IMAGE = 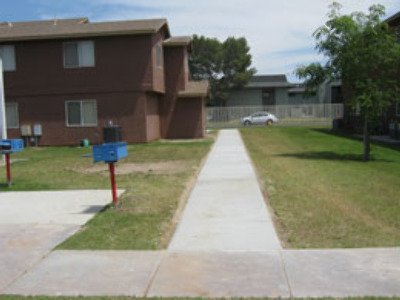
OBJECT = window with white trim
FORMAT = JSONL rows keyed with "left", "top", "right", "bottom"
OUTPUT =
{"left": 6, "top": 102, "right": 19, "bottom": 128}
{"left": 0, "top": 45, "right": 16, "bottom": 71}
{"left": 63, "top": 41, "right": 95, "bottom": 68}
{"left": 155, "top": 43, "right": 163, "bottom": 68}
{"left": 66, "top": 100, "right": 97, "bottom": 127}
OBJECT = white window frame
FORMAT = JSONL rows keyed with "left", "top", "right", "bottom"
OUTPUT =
{"left": 0, "top": 45, "right": 16, "bottom": 72}
{"left": 63, "top": 40, "right": 95, "bottom": 69}
{"left": 65, "top": 100, "right": 98, "bottom": 127}
{"left": 5, "top": 102, "right": 19, "bottom": 128}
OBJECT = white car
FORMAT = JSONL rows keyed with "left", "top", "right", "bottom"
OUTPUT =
{"left": 241, "top": 111, "right": 279, "bottom": 126}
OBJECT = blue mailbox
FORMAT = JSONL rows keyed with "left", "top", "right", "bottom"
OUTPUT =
{"left": 1, "top": 139, "right": 24, "bottom": 186}
{"left": 92, "top": 141, "right": 128, "bottom": 206}
{"left": 0, "top": 139, "right": 24, "bottom": 154}
{"left": 92, "top": 142, "right": 128, "bottom": 163}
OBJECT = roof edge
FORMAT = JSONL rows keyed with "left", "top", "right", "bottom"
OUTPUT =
{"left": 178, "top": 80, "right": 209, "bottom": 98}
{"left": 163, "top": 36, "right": 192, "bottom": 47}
{"left": 385, "top": 11, "right": 400, "bottom": 24}
{"left": 0, "top": 29, "right": 159, "bottom": 43}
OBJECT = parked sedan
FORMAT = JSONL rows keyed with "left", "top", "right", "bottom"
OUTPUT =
{"left": 241, "top": 111, "right": 279, "bottom": 126}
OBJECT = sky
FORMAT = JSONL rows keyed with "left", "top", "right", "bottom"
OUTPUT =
{"left": 1, "top": 0, "right": 399, "bottom": 82}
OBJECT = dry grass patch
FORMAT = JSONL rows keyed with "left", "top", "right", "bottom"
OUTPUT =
{"left": 74, "top": 160, "right": 191, "bottom": 175}
{"left": 241, "top": 127, "right": 400, "bottom": 248}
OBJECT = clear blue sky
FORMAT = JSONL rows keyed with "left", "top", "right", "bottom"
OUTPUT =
{"left": 1, "top": 0, "right": 399, "bottom": 82}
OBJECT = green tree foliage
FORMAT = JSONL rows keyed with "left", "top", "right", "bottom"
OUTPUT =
{"left": 296, "top": 2, "right": 400, "bottom": 161}
{"left": 189, "top": 35, "right": 256, "bottom": 106}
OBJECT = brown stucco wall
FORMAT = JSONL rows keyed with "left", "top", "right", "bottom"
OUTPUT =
{"left": 166, "top": 97, "right": 205, "bottom": 139}
{"left": 3, "top": 34, "right": 156, "bottom": 97}
{"left": 163, "top": 46, "right": 187, "bottom": 95}
{"left": 160, "top": 46, "right": 187, "bottom": 138}
{"left": 6, "top": 92, "right": 148, "bottom": 145}
{"left": 145, "top": 93, "right": 161, "bottom": 141}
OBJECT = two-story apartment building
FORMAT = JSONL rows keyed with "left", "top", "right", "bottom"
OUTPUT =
{"left": 1, "top": 18, "right": 208, "bottom": 145}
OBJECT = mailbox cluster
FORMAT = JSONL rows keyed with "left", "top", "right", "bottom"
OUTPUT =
{"left": 92, "top": 125, "right": 128, "bottom": 206}
{"left": 0, "top": 139, "right": 24, "bottom": 153}
{"left": 0, "top": 139, "right": 24, "bottom": 186}
{"left": 93, "top": 142, "right": 128, "bottom": 163}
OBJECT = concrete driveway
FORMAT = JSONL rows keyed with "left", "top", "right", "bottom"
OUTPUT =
{"left": 0, "top": 190, "right": 118, "bottom": 291}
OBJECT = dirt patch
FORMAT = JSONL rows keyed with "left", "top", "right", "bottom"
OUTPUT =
{"left": 76, "top": 161, "right": 190, "bottom": 175}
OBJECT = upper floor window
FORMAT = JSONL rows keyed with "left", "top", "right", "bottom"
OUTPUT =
{"left": 66, "top": 100, "right": 97, "bottom": 127}
{"left": 156, "top": 44, "right": 163, "bottom": 68}
{"left": 64, "top": 41, "right": 95, "bottom": 68}
{"left": 0, "top": 45, "right": 16, "bottom": 71}
{"left": 6, "top": 102, "right": 19, "bottom": 128}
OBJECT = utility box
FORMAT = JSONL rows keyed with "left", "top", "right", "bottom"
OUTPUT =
{"left": 20, "top": 125, "right": 32, "bottom": 137}
{"left": 93, "top": 142, "right": 127, "bottom": 163}
{"left": 103, "top": 125, "right": 122, "bottom": 143}
{"left": 0, "top": 139, "right": 24, "bottom": 154}
{"left": 33, "top": 124, "right": 42, "bottom": 136}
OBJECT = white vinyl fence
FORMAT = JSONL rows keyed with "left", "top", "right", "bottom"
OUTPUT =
{"left": 207, "top": 104, "right": 344, "bottom": 128}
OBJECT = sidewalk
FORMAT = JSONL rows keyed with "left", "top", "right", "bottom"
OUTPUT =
{"left": 0, "top": 190, "right": 122, "bottom": 292}
{"left": 1, "top": 130, "right": 400, "bottom": 298}
{"left": 168, "top": 129, "right": 281, "bottom": 251}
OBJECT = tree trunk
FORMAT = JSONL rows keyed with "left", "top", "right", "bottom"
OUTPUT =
{"left": 363, "top": 117, "right": 370, "bottom": 161}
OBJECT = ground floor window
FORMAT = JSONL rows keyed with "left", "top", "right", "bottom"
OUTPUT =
{"left": 65, "top": 100, "right": 97, "bottom": 127}
{"left": 6, "top": 102, "right": 19, "bottom": 128}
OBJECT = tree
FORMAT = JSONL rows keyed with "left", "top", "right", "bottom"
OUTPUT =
{"left": 189, "top": 35, "right": 256, "bottom": 106}
{"left": 296, "top": 2, "right": 400, "bottom": 161}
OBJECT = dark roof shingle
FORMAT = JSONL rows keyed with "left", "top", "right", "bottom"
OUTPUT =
{"left": 0, "top": 18, "right": 169, "bottom": 42}
{"left": 385, "top": 11, "right": 400, "bottom": 26}
{"left": 246, "top": 74, "right": 294, "bottom": 88}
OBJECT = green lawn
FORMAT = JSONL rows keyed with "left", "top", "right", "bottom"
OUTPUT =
{"left": 241, "top": 127, "right": 400, "bottom": 248}
{"left": 0, "top": 138, "right": 213, "bottom": 250}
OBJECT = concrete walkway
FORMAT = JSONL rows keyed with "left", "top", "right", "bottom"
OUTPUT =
{"left": 1, "top": 130, "right": 400, "bottom": 298}
{"left": 0, "top": 190, "right": 121, "bottom": 292}
{"left": 169, "top": 129, "right": 281, "bottom": 251}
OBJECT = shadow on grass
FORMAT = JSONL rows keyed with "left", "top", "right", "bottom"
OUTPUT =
{"left": 277, "top": 151, "right": 393, "bottom": 162}
{"left": 0, "top": 183, "right": 11, "bottom": 189}
{"left": 313, "top": 128, "right": 400, "bottom": 152}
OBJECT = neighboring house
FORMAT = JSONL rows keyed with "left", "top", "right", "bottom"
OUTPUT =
{"left": 1, "top": 18, "right": 208, "bottom": 145}
{"left": 387, "top": 11, "right": 400, "bottom": 41}
{"left": 226, "top": 75, "right": 293, "bottom": 106}
{"left": 225, "top": 74, "right": 342, "bottom": 107}
{"left": 386, "top": 11, "right": 400, "bottom": 124}
{"left": 288, "top": 81, "right": 343, "bottom": 105}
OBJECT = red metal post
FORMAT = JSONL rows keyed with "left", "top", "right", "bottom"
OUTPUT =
{"left": 108, "top": 162, "right": 118, "bottom": 206}
{"left": 5, "top": 153, "right": 11, "bottom": 186}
